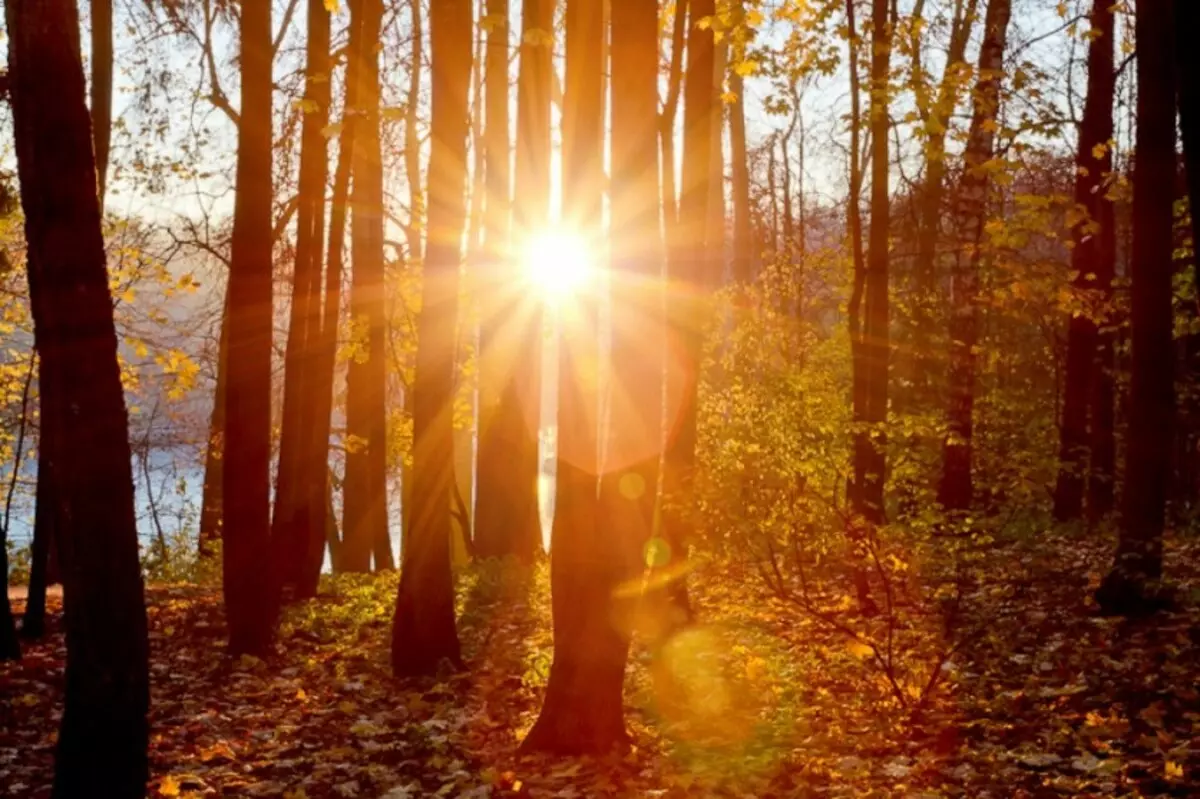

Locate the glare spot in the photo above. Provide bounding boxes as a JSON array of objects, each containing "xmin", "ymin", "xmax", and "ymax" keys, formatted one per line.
[{"xmin": 619, "ymin": 471, "xmax": 646, "ymax": 500}]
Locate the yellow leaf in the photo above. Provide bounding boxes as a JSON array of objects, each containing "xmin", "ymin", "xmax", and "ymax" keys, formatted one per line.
[
  {"xmin": 1166, "ymin": 761, "xmax": 1184, "ymax": 780},
  {"xmin": 734, "ymin": 59, "xmax": 758, "ymax": 78},
  {"xmin": 847, "ymin": 641, "xmax": 874, "ymax": 659},
  {"xmin": 159, "ymin": 776, "xmax": 181, "ymax": 797},
  {"xmin": 323, "ymin": 0, "xmax": 339, "ymax": 11}
]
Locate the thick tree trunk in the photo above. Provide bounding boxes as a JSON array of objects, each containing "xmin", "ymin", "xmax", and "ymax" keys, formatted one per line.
[
  {"xmin": 91, "ymin": 0, "xmax": 112, "ymax": 207},
  {"xmin": 523, "ymin": 0, "xmax": 624, "ymax": 754},
  {"xmin": 302, "ymin": 0, "xmax": 365, "ymax": 598},
  {"xmin": 391, "ymin": 0, "xmax": 470, "ymax": 676},
  {"xmin": 5, "ymin": 0, "xmax": 150, "ymax": 792},
  {"xmin": 1053, "ymin": 0, "xmax": 1115, "ymax": 522},
  {"xmin": 475, "ymin": 0, "xmax": 552, "ymax": 561},
  {"xmin": 1097, "ymin": 0, "xmax": 1176, "ymax": 614},
  {"xmin": 198, "ymin": 296, "xmax": 230, "ymax": 558},
  {"xmin": 662, "ymin": 0, "xmax": 716, "ymax": 622},
  {"xmin": 274, "ymin": 0, "xmax": 332, "ymax": 594},
  {"xmin": 342, "ymin": 0, "xmax": 390, "ymax": 573},
  {"xmin": 223, "ymin": 0, "xmax": 277, "ymax": 656},
  {"xmin": 937, "ymin": 0, "xmax": 1012, "ymax": 512}
]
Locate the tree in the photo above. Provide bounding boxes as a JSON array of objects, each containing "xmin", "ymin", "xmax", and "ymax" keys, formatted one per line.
[
  {"xmin": 198, "ymin": 298, "xmax": 229, "ymax": 558},
  {"xmin": 92, "ymin": 0, "xmax": 113, "ymax": 207},
  {"xmin": 1177, "ymin": 0, "xmax": 1198, "ymax": 282},
  {"xmin": 522, "ymin": 0, "xmax": 624, "ymax": 754},
  {"xmin": 223, "ymin": 0, "xmax": 277, "ymax": 656},
  {"xmin": 343, "ymin": 0, "xmax": 391, "ymax": 573},
  {"xmin": 304, "ymin": 0, "xmax": 367, "ymax": 597},
  {"xmin": 660, "ymin": 0, "xmax": 689, "ymax": 247},
  {"xmin": 1053, "ymin": 0, "xmax": 1115, "ymax": 522},
  {"xmin": 475, "ymin": 0, "xmax": 552, "ymax": 561},
  {"xmin": 274, "ymin": 0, "xmax": 332, "ymax": 594},
  {"xmin": 729, "ymin": 0, "xmax": 754, "ymax": 285},
  {"xmin": 391, "ymin": 0, "xmax": 470, "ymax": 676},
  {"xmin": 937, "ymin": 0, "xmax": 1012, "ymax": 512},
  {"xmin": 5, "ymin": 0, "xmax": 149, "ymax": 792},
  {"xmin": 0, "ymin": 358, "xmax": 33, "ymax": 661},
  {"xmin": 663, "ymin": 0, "xmax": 717, "ymax": 619},
  {"xmin": 1096, "ymin": 0, "xmax": 1177, "ymax": 614}
]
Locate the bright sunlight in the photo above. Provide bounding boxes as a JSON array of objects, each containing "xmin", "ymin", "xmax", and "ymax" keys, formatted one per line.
[{"xmin": 522, "ymin": 230, "xmax": 594, "ymax": 302}]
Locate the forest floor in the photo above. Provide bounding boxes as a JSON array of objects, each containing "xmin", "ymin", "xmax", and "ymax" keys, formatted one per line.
[{"xmin": 2, "ymin": 531, "xmax": 1200, "ymax": 798}]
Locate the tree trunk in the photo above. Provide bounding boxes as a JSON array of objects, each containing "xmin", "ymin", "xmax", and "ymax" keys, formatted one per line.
[
  {"xmin": 662, "ymin": 0, "xmax": 715, "ymax": 622},
  {"xmin": 22, "ymin": 447, "xmax": 59, "ymax": 640},
  {"xmin": 1176, "ymin": 0, "xmax": 1198, "ymax": 286},
  {"xmin": 523, "ymin": 0, "xmax": 624, "ymax": 754},
  {"xmin": 0, "ymin": 358, "xmax": 33, "ymax": 661},
  {"xmin": 198, "ymin": 296, "xmax": 230, "ymax": 558},
  {"xmin": 274, "ymin": 0, "xmax": 332, "ymax": 594},
  {"xmin": 391, "ymin": 0, "xmax": 470, "ymax": 676},
  {"xmin": 937, "ymin": 0, "xmax": 1012, "ymax": 512},
  {"xmin": 909, "ymin": 0, "xmax": 979, "ymax": 402},
  {"xmin": 729, "ymin": 1, "xmax": 753, "ymax": 285},
  {"xmin": 400, "ymin": 0, "xmax": 423, "ymax": 546},
  {"xmin": 302, "ymin": 0, "xmax": 364, "ymax": 599},
  {"xmin": 659, "ymin": 0, "xmax": 688, "ymax": 249},
  {"xmin": 1096, "ymin": 0, "xmax": 1176, "ymax": 614},
  {"xmin": 5, "ymin": 0, "xmax": 149, "ymax": 792},
  {"xmin": 223, "ymin": 0, "xmax": 277, "ymax": 656},
  {"xmin": 91, "ymin": 0, "xmax": 113, "ymax": 208},
  {"xmin": 342, "ymin": 0, "xmax": 390, "ymax": 573},
  {"xmin": 475, "ymin": 0, "xmax": 552, "ymax": 561},
  {"xmin": 707, "ymin": 37, "xmax": 727, "ymax": 285},
  {"xmin": 1053, "ymin": 0, "xmax": 1115, "ymax": 522}
]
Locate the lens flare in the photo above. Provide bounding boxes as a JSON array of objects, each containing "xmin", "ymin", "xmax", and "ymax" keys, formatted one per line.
[{"xmin": 523, "ymin": 230, "xmax": 593, "ymax": 302}]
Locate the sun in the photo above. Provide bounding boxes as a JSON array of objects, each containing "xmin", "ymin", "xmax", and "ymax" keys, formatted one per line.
[{"xmin": 523, "ymin": 229, "xmax": 594, "ymax": 302}]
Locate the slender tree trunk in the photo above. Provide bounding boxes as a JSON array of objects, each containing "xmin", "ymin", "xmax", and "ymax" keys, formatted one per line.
[
  {"xmin": 391, "ymin": 0, "xmax": 471, "ymax": 676},
  {"xmin": 223, "ymin": 0, "xmax": 277, "ymax": 656},
  {"xmin": 937, "ymin": 0, "xmax": 1011, "ymax": 512},
  {"xmin": 198, "ymin": 296, "xmax": 230, "ymax": 557},
  {"xmin": 659, "ymin": 0, "xmax": 688, "ymax": 249},
  {"xmin": 274, "ymin": 0, "xmax": 332, "ymax": 594},
  {"xmin": 707, "ymin": 37, "xmax": 727, "ymax": 285},
  {"xmin": 909, "ymin": 0, "xmax": 978, "ymax": 402},
  {"xmin": 662, "ymin": 0, "xmax": 715, "ymax": 622},
  {"xmin": 729, "ymin": 1, "xmax": 753, "ymax": 285},
  {"xmin": 343, "ymin": 0, "xmax": 390, "ymax": 573},
  {"xmin": 1097, "ymin": 0, "xmax": 1176, "ymax": 614},
  {"xmin": 6, "ymin": 0, "xmax": 149, "ymax": 792},
  {"xmin": 1053, "ymin": 0, "xmax": 1115, "ymax": 522},
  {"xmin": 522, "ymin": 0, "xmax": 619, "ymax": 753},
  {"xmin": 475, "ymin": 0, "xmax": 552, "ymax": 560},
  {"xmin": 91, "ymin": 0, "xmax": 112, "ymax": 208},
  {"xmin": 0, "ymin": 359, "xmax": 33, "ymax": 661},
  {"xmin": 301, "ymin": 0, "xmax": 364, "ymax": 598},
  {"xmin": 845, "ymin": 0, "xmax": 867, "ymax": 519},
  {"xmin": 22, "ymin": 447, "xmax": 59, "ymax": 640},
  {"xmin": 400, "ymin": 0, "xmax": 424, "ymax": 548}
]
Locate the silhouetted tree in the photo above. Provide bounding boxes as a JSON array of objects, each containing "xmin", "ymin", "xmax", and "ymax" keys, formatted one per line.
[
  {"xmin": 5, "ymin": 0, "xmax": 150, "ymax": 792},
  {"xmin": 1097, "ymin": 0, "xmax": 1177, "ymax": 615},
  {"xmin": 223, "ymin": 0, "xmax": 277, "ymax": 656},
  {"xmin": 1054, "ymin": 0, "xmax": 1115, "ymax": 522},
  {"xmin": 343, "ymin": 0, "xmax": 391, "ymax": 573},
  {"xmin": 391, "ymin": 0, "xmax": 470, "ymax": 676}
]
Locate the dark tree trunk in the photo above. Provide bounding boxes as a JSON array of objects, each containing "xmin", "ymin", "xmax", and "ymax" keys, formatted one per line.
[
  {"xmin": 475, "ymin": 0, "xmax": 550, "ymax": 561},
  {"xmin": 938, "ymin": 0, "xmax": 1012, "ymax": 512},
  {"xmin": 845, "ymin": 0, "xmax": 867, "ymax": 515},
  {"xmin": 660, "ymin": 0, "xmax": 688, "ymax": 250},
  {"xmin": 274, "ymin": 0, "xmax": 332, "ymax": 595},
  {"xmin": 1053, "ymin": 0, "xmax": 1115, "ymax": 522},
  {"xmin": 91, "ymin": 0, "xmax": 112, "ymax": 207},
  {"xmin": 198, "ymin": 296, "xmax": 229, "ymax": 558},
  {"xmin": 5, "ymin": 0, "xmax": 150, "ymax": 792},
  {"xmin": 343, "ymin": 0, "xmax": 390, "ymax": 574},
  {"xmin": 0, "ymin": 359, "xmax": 33, "ymax": 661},
  {"xmin": 223, "ymin": 0, "xmax": 277, "ymax": 656},
  {"xmin": 523, "ymin": 0, "xmax": 624, "ymax": 754},
  {"xmin": 302, "ymin": 0, "xmax": 365, "ymax": 598},
  {"xmin": 662, "ymin": 0, "xmax": 716, "ymax": 621},
  {"xmin": 21, "ymin": 447, "xmax": 59, "ymax": 640},
  {"xmin": 1096, "ymin": 0, "xmax": 1176, "ymax": 615},
  {"xmin": 391, "ymin": 0, "xmax": 470, "ymax": 676}
]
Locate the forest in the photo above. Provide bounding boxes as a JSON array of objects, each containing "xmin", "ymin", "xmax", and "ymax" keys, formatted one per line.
[{"xmin": 1, "ymin": 0, "xmax": 1199, "ymax": 796}]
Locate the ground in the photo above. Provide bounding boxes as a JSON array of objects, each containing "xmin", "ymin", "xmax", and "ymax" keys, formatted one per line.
[{"xmin": 2, "ymin": 533, "xmax": 1199, "ymax": 798}]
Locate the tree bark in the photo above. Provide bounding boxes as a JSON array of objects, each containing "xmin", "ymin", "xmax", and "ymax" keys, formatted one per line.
[
  {"xmin": 223, "ymin": 0, "xmax": 277, "ymax": 656},
  {"xmin": 400, "ymin": 0, "xmax": 423, "ymax": 547},
  {"xmin": 198, "ymin": 295, "xmax": 230, "ymax": 558},
  {"xmin": 391, "ymin": 0, "xmax": 471, "ymax": 676},
  {"xmin": 1097, "ymin": 0, "xmax": 1176, "ymax": 614},
  {"xmin": 475, "ymin": 0, "xmax": 552, "ymax": 561},
  {"xmin": 1053, "ymin": 0, "xmax": 1115, "ymax": 522},
  {"xmin": 660, "ymin": 0, "xmax": 688, "ymax": 249},
  {"xmin": 274, "ymin": 0, "xmax": 332, "ymax": 594},
  {"xmin": 342, "ymin": 0, "xmax": 390, "ymax": 573},
  {"xmin": 662, "ymin": 0, "xmax": 716, "ymax": 622},
  {"xmin": 937, "ymin": 0, "xmax": 1011, "ymax": 512},
  {"xmin": 302, "ymin": 0, "xmax": 364, "ymax": 598},
  {"xmin": 523, "ymin": 0, "xmax": 625, "ymax": 754},
  {"xmin": 22, "ymin": 447, "xmax": 60, "ymax": 640},
  {"xmin": 845, "ymin": 0, "xmax": 867, "ymax": 515},
  {"xmin": 729, "ymin": 1, "xmax": 753, "ymax": 285},
  {"xmin": 5, "ymin": 0, "xmax": 149, "ymax": 792}
]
